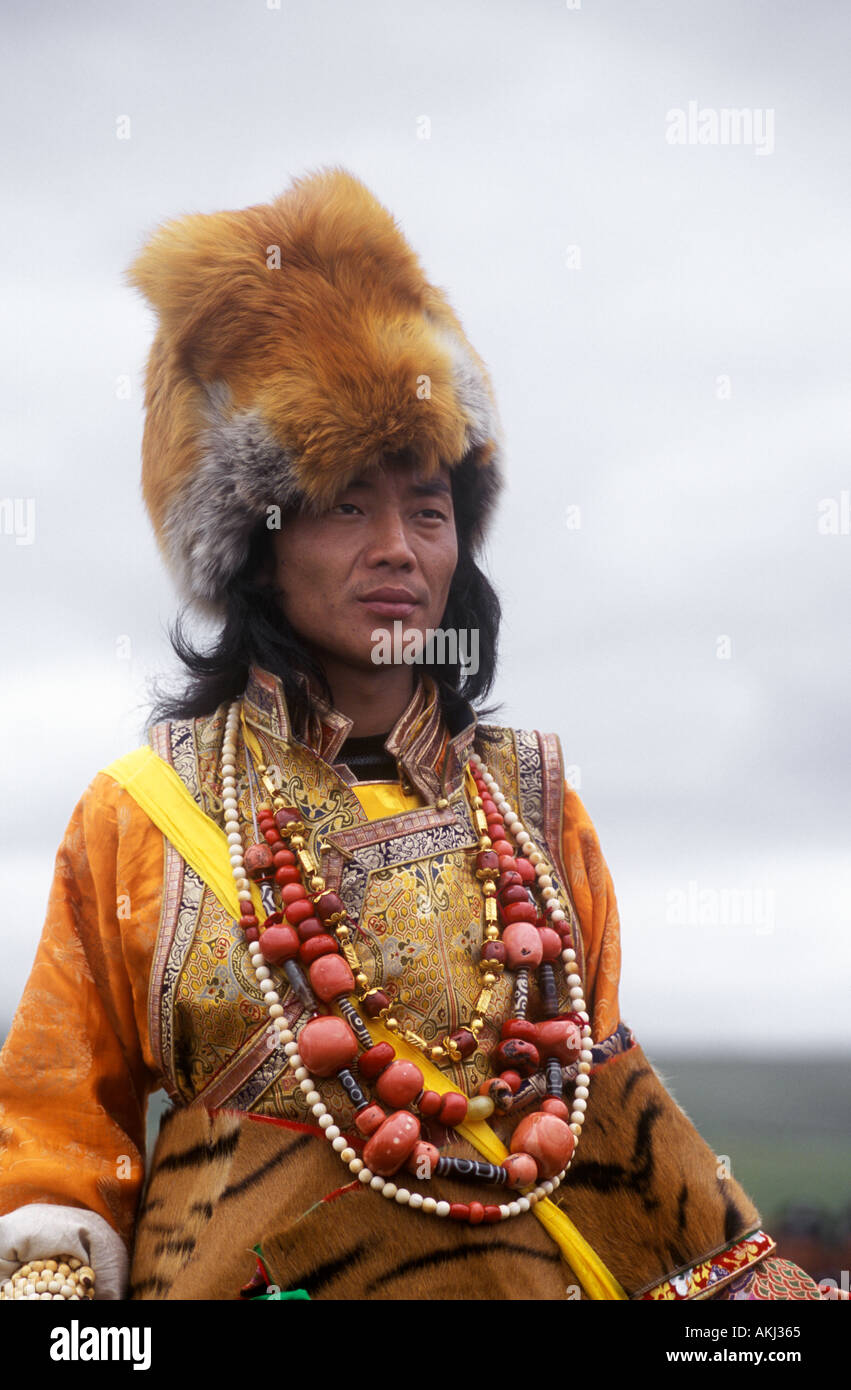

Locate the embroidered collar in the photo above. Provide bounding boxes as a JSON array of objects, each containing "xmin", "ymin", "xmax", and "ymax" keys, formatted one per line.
[{"xmin": 241, "ymin": 664, "xmax": 480, "ymax": 803}]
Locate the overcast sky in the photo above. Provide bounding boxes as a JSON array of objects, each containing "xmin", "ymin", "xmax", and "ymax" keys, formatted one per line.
[{"xmin": 1, "ymin": 0, "xmax": 849, "ymax": 1057}]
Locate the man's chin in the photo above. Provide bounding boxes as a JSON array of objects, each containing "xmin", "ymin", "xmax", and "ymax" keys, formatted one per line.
[
  {"xmin": 305, "ymin": 638, "xmax": 421, "ymax": 678},
  {"xmin": 363, "ymin": 621, "xmax": 430, "ymax": 662}
]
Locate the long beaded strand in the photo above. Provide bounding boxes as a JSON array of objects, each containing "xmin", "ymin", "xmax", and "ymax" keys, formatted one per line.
[{"xmin": 220, "ymin": 701, "xmax": 593, "ymax": 1222}]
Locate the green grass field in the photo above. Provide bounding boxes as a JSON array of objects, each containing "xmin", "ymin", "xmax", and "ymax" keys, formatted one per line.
[{"xmin": 647, "ymin": 1054, "xmax": 850, "ymax": 1223}]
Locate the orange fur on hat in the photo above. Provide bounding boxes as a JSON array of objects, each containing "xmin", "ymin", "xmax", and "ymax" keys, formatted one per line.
[{"xmin": 125, "ymin": 165, "xmax": 505, "ymax": 609}]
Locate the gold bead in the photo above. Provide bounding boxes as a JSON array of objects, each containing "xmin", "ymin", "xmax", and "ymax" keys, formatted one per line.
[
  {"xmin": 436, "ymin": 796, "xmax": 449, "ymax": 809},
  {"xmin": 355, "ymin": 972, "xmax": 369, "ymax": 989},
  {"xmin": 482, "ymin": 972, "xmax": 496, "ymax": 987},
  {"xmin": 472, "ymin": 796, "xmax": 483, "ymax": 809},
  {"xmin": 290, "ymin": 834, "xmax": 305, "ymax": 849},
  {"xmin": 430, "ymin": 1045, "xmax": 446, "ymax": 1061},
  {"xmin": 485, "ymin": 925, "xmax": 500, "ymax": 941},
  {"xmin": 482, "ymin": 882, "xmax": 496, "ymax": 897},
  {"xmin": 470, "ymin": 1016, "xmax": 484, "ymax": 1034},
  {"xmin": 385, "ymin": 1017, "xmax": 399, "ymax": 1031},
  {"xmin": 310, "ymin": 875, "xmax": 325, "ymax": 892},
  {"xmin": 335, "ymin": 924, "xmax": 351, "ymax": 941}
]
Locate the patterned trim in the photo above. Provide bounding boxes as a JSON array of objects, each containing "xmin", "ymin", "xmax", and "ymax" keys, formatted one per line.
[
  {"xmin": 384, "ymin": 675, "xmax": 443, "ymax": 800},
  {"xmin": 590, "ymin": 1021, "xmax": 636, "ymax": 1070},
  {"xmin": 148, "ymin": 841, "xmax": 183, "ymax": 1099},
  {"xmin": 160, "ymin": 862, "xmax": 208, "ymax": 1104},
  {"xmin": 511, "ymin": 728, "xmax": 585, "ymax": 982},
  {"xmin": 538, "ymin": 733, "xmax": 569, "ymax": 888},
  {"xmin": 242, "ymin": 664, "xmax": 479, "ymax": 803},
  {"xmin": 159, "ymin": 717, "xmax": 206, "ymax": 811},
  {"xmin": 148, "ymin": 716, "xmax": 213, "ymax": 1103},
  {"xmin": 639, "ymin": 1229, "xmax": 776, "ymax": 1300},
  {"xmin": 513, "ymin": 729, "xmax": 546, "ymax": 841},
  {"xmin": 241, "ymin": 664, "xmax": 292, "ymax": 741},
  {"xmin": 719, "ymin": 1256, "xmax": 823, "ymax": 1301},
  {"xmin": 148, "ymin": 721, "xmax": 191, "ymax": 1102},
  {"xmin": 148, "ymin": 711, "xmax": 276, "ymax": 1107},
  {"xmin": 328, "ymin": 806, "xmax": 479, "ymax": 923},
  {"xmin": 190, "ymin": 992, "xmax": 304, "ymax": 1112},
  {"xmin": 439, "ymin": 719, "xmax": 480, "ymax": 802},
  {"xmin": 537, "ymin": 730, "xmax": 585, "ymax": 983}
]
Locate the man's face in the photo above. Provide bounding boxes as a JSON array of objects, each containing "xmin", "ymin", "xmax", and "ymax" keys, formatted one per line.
[{"xmin": 270, "ymin": 459, "xmax": 458, "ymax": 672}]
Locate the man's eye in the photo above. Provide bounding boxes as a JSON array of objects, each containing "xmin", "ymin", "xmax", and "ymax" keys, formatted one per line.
[{"xmin": 331, "ymin": 504, "xmax": 447, "ymax": 520}]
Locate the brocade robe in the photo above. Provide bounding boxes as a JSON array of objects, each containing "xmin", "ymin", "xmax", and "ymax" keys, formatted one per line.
[{"xmin": 0, "ymin": 667, "xmax": 826, "ymax": 1300}]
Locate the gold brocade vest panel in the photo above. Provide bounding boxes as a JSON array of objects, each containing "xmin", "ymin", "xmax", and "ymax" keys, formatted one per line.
[{"xmin": 147, "ymin": 700, "xmax": 583, "ymax": 1127}]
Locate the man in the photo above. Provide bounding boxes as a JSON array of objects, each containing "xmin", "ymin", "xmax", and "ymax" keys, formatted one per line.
[{"xmin": 0, "ymin": 167, "xmax": 828, "ymax": 1301}]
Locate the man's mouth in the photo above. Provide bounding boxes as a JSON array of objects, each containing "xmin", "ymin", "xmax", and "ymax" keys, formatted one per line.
[{"xmin": 357, "ymin": 588, "xmax": 420, "ymax": 617}]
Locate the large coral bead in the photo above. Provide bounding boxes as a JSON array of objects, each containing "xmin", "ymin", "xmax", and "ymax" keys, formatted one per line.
[
  {"xmin": 376, "ymin": 1060, "xmax": 424, "ymax": 1108},
  {"xmin": 363, "ymin": 1111, "xmax": 421, "ymax": 1176},
  {"xmin": 510, "ymin": 1111, "xmax": 576, "ymax": 1179},
  {"xmin": 536, "ymin": 1018, "xmax": 582, "ymax": 1065},
  {"xmin": 308, "ymin": 954, "xmax": 355, "ymax": 1001},
  {"xmin": 258, "ymin": 923, "xmax": 300, "ymax": 964},
  {"xmin": 296, "ymin": 1016, "xmax": 359, "ymax": 1078},
  {"xmin": 501, "ymin": 922, "xmax": 543, "ymax": 970},
  {"xmin": 494, "ymin": 1038, "xmax": 540, "ymax": 1076}
]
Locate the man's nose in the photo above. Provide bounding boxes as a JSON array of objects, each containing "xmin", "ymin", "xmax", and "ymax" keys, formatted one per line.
[{"xmin": 363, "ymin": 509, "xmax": 417, "ymax": 565}]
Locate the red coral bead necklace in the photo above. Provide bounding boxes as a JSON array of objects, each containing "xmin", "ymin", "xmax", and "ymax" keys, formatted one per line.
[{"xmin": 221, "ymin": 699, "xmax": 593, "ymax": 1224}]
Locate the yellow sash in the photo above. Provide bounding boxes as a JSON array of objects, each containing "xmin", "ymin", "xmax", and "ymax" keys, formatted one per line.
[{"xmin": 102, "ymin": 744, "xmax": 627, "ymax": 1300}]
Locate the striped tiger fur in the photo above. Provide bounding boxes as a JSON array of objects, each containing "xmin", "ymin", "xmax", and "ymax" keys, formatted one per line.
[{"xmin": 129, "ymin": 1037, "xmax": 762, "ymax": 1300}]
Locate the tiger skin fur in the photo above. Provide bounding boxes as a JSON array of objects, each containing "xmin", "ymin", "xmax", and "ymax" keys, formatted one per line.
[{"xmin": 129, "ymin": 1035, "xmax": 763, "ymax": 1301}]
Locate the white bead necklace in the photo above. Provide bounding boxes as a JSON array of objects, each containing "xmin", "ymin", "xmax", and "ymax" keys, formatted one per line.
[{"xmin": 220, "ymin": 699, "xmax": 593, "ymax": 1218}]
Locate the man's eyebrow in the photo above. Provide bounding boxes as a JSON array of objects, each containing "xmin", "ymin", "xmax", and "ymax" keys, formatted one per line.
[
  {"xmin": 342, "ymin": 477, "xmax": 452, "ymax": 497},
  {"xmin": 409, "ymin": 478, "xmax": 451, "ymax": 497}
]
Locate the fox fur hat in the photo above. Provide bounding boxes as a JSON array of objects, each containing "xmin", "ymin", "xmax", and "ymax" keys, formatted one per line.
[{"xmin": 126, "ymin": 165, "xmax": 505, "ymax": 612}]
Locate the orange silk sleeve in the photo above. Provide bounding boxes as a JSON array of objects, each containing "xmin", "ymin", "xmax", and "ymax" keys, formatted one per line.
[
  {"xmin": 0, "ymin": 773, "xmax": 163, "ymax": 1246},
  {"xmin": 561, "ymin": 780, "xmax": 622, "ymax": 1042}
]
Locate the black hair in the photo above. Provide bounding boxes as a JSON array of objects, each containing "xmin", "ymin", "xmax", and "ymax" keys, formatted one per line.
[{"xmin": 148, "ymin": 465, "xmax": 505, "ymax": 743}]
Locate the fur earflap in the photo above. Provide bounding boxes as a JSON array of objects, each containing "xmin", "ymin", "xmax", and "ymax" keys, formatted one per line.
[{"xmin": 126, "ymin": 165, "xmax": 504, "ymax": 609}]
